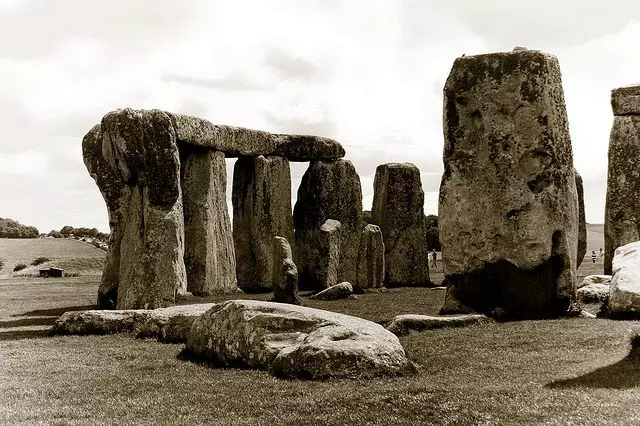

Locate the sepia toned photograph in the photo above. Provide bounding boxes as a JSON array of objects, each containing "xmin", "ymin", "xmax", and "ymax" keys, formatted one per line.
[{"xmin": 1, "ymin": 1, "xmax": 639, "ymax": 424}]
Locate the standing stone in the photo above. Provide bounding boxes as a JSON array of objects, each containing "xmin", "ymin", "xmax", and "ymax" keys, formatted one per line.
[
  {"xmin": 293, "ymin": 160, "xmax": 362, "ymax": 288},
  {"xmin": 356, "ymin": 224, "xmax": 385, "ymax": 291},
  {"xmin": 232, "ymin": 156, "xmax": 293, "ymax": 293},
  {"xmin": 439, "ymin": 49, "xmax": 579, "ymax": 319},
  {"xmin": 604, "ymin": 86, "xmax": 640, "ymax": 274},
  {"xmin": 82, "ymin": 124, "xmax": 131, "ymax": 309},
  {"xmin": 181, "ymin": 148, "xmax": 237, "ymax": 295},
  {"xmin": 608, "ymin": 241, "xmax": 640, "ymax": 316},
  {"xmin": 271, "ymin": 236, "xmax": 300, "ymax": 305},
  {"xmin": 575, "ymin": 169, "xmax": 587, "ymax": 267},
  {"xmin": 298, "ymin": 219, "xmax": 341, "ymax": 291},
  {"xmin": 101, "ymin": 109, "xmax": 188, "ymax": 309},
  {"xmin": 372, "ymin": 163, "xmax": 430, "ymax": 287}
]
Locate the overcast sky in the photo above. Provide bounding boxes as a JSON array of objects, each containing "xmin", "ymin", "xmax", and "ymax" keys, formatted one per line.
[{"xmin": 2, "ymin": 0, "xmax": 640, "ymax": 233}]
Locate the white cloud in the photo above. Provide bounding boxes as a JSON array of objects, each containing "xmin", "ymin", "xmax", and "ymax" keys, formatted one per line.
[{"xmin": 0, "ymin": 150, "xmax": 47, "ymax": 176}]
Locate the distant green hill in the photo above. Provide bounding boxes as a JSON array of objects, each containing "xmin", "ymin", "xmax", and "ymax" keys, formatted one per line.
[{"xmin": 0, "ymin": 217, "xmax": 39, "ymax": 238}]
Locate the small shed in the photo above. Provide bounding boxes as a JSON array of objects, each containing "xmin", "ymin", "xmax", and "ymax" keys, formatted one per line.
[{"xmin": 39, "ymin": 267, "xmax": 64, "ymax": 278}]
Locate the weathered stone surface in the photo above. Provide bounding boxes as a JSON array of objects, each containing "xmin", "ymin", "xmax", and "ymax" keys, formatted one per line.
[
  {"xmin": 182, "ymin": 148, "xmax": 237, "ymax": 295},
  {"xmin": 356, "ymin": 224, "xmax": 385, "ymax": 291},
  {"xmin": 362, "ymin": 210, "xmax": 373, "ymax": 224},
  {"xmin": 608, "ymin": 241, "xmax": 640, "ymax": 315},
  {"xmin": 575, "ymin": 170, "xmax": 587, "ymax": 267},
  {"xmin": 577, "ymin": 283, "xmax": 610, "ymax": 304},
  {"xmin": 294, "ymin": 160, "xmax": 363, "ymax": 289},
  {"xmin": 372, "ymin": 163, "xmax": 429, "ymax": 287},
  {"xmin": 53, "ymin": 304, "xmax": 215, "ymax": 343},
  {"xmin": 82, "ymin": 124, "xmax": 131, "ymax": 309},
  {"xmin": 386, "ymin": 314, "xmax": 491, "ymax": 336},
  {"xmin": 611, "ymin": 85, "xmax": 640, "ymax": 116},
  {"xmin": 233, "ymin": 156, "xmax": 293, "ymax": 292},
  {"xmin": 297, "ymin": 219, "xmax": 341, "ymax": 291},
  {"xmin": 439, "ymin": 49, "xmax": 579, "ymax": 319},
  {"xmin": 101, "ymin": 109, "xmax": 188, "ymax": 310},
  {"xmin": 169, "ymin": 113, "xmax": 345, "ymax": 161},
  {"xmin": 184, "ymin": 300, "xmax": 412, "ymax": 379},
  {"xmin": 271, "ymin": 236, "xmax": 300, "ymax": 304},
  {"xmin": 579, "ymin": 275, "xmax": 612, "ymax": 289},
  {"xmin": 309, "ymin": 282, "xmax": 353, "ymax": 301},
  {"xmin": 604, "ymin": 97, "xmax": 640, "ymax": 274}
]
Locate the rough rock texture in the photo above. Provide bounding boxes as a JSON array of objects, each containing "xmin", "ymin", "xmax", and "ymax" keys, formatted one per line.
[
  {"xmin": 356, "ymin": 224, "xmax": 385, "ymax": 291},
  {"xmin": 605, "ymin": 86, "xmax": 640, "ymax": 274},
  {"xmin": 294, "ymin": 160, "xmax": 363, "ymax": 289},
  {"xmin": 608, "ymin": 241, "xmax": 640, "ymax": 316},
  {"xmin": 82, "ymin": 124, "xmax": 131, "ymax": 309},
  {"xmin": 577, "ymin": 283, "xmax": 610, "ymax": 304},
  {"xmin": 297, "ymin": 219, "xmax": 341, "ymax": 291},
  {"xmin": 169, "ymin": 113, "xmax": 345, "ymax": 161},
  {"xmin": 53, "ymin": 304, "xmax": 215, "ymax": 343},
  {"xmin": 101, "ymin": 108, "xmax": 188, "ymax": 309},
  {"xmin": 611, "ymin": 85, "xmax": 640, "ymax": 116},
  {"xmin": 181, "ymin": 148, "xmax": 237, "ymax": 295},
  {"xmin": 575, "ymin": 170, "xmax": 587, "ymax": 267},
  {"xmin": 271, "ymin": 236, "xmax": 300, "ymax": 305},
  {"xmin": 308, "ymin": 282, "xmax": 354, "ymax": 301},
  {"xmin": 386, "ymin": 314, "xmax": 491, "ymax": 336},
  {"xmin": 439, "ymin": 49, "xmax": 579, "ymax": 319},
  {"xmin": 233, "ymin": 156, "xmax": 293, "ymax": 292},
  {"xmin": 184, "ymin": 300, "xmax": 412, "ymax": 379},
  {"xmin": 372, "ymin": 163, "xmax": 429, "ymax": 287},
  {"xmin": 579, "ymin": 275, "xmax": 612, "ymax": 289}
]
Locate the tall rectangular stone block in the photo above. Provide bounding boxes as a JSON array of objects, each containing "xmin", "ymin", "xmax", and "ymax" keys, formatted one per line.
[{"xmin": 439, "ymin": 49, "xmax": 578, "ymax": 319}]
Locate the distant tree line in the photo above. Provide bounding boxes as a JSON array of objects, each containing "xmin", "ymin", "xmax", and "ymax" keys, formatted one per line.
[
  {"xmin": 47, "ymin": 226, "xmax": 109, "ymax": 242},
  {"xmin": 0, "ymin": 217, "xmax": 39, "ymax": 238}
]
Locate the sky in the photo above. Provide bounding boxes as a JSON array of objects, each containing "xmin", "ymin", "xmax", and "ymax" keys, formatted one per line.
[{"xmin": 2, "ymin": 0, "xmax": 640, "ymax": 233}]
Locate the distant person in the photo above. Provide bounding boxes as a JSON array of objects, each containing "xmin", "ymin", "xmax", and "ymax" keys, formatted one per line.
[
  {"xmin": 600, "ymin": 248, "xmax": 604, "ymax": 259},
  {"xmin": 591, "ymin": 250, "xmax": 597, "ymax": 263},
  {"xmin": 430, "ymin": 249, "xmax": 438, "ymax": 268}
]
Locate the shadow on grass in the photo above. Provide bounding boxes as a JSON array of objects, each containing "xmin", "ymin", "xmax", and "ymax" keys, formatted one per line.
[
  {"xmin": 0, "ymin": 317, "xmax": 56, "ymax": 328},
  {"xmin": 14, "ymin": 304, "xmax": 96, "ymax": 318},
  {"xmin": 547, "ymin": 353, "xmax": 640, "ymax": 389},
  {"xmin": 0, "ymin": 328, "xmax": 53, "ymax": 341}
]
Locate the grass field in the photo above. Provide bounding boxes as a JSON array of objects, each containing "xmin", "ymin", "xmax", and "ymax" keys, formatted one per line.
[
  {"xmin": 4, "ymin": 227, "xmax": 640, "ymax": 425},
  {"xmin": 0, "ymin": 238, "xmax": 106, "ymax": 278}
]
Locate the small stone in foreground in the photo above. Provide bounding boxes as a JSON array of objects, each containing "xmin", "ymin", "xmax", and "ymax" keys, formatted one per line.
[
  {"xmin": 385, "ymin": 314, "xmax": 491, "ymax": 336},
  {"xmin": 271, "ymin": 236, "xmax": 300, "ymax": 305},
  {"xmin": 308, "ymin": 282, "xmax": 354, "ymax": 301}
]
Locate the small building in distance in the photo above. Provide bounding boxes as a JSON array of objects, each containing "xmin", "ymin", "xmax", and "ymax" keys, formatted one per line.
[{"xmin": 39, "ymin": 267, "xmax": 64, "ymax": 278}]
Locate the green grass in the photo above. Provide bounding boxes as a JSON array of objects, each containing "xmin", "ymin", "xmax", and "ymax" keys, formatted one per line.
[{"xmin": 4, "ymin": 227, "xmax": 640, "ymax": 425}]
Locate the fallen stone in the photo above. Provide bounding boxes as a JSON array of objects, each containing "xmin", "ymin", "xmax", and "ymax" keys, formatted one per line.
[
  {"xmin": 608, "ymin": 241, "xmax": 640, "ymax": 316},
  {"xmin": 182, "ymin": 148, "xmax": 237, "ymax": 295},
  {"xmin": 53, "ymin": 304, "xmax": 215, "ymax": 343},
  {"xmin": 579, "ymin": 275, "xmax": 612, "ymax": 289},
  {"xmin": 577, "ymin": 283, "xmax": 610, "ymax": 304},
  {"xmin": 386, "ymin": 314, "xmax": 491, "ymax": 336},
  {"xmin": 604, "ymin": 88, "xmax": 640, "ymax": 274},
  {"xmin": 579, "ymin": 311, "xmax": 597, "ymax": 319},
  {"xmin": 184, "ymin": 300, "xmax": 412, "ymax": 379},
  {"xmin": 82, "ymin": 124, "xmax": 131, "ymax": 309},
  {"xmin": 308, "ymin": 282, "xmax": 353, "ymax": 301},
  {"xmin": 439, "ymin": 49, "xmax": 579, "ymax": 319},
  {"xmin": 271, "ymin": 236, "xmax": 300, "ymax": 305},
  {"xmin": 294, "ymin": 160, "xmax": 363, "ymax": 288},
  {"xmin": 575, "ymin": 170, "xmax": 587, "ymax": 267},
  {"xmin": 101, "ymin": 109, "xmax": 188, "ymax": 309},
  {"xmin": 356, "ymin": 224, "xmax": 385, "ymax": 291},
  {"xmin": 233, "ymin": 156, "xmax": 293, "ymax": 292},
  {"xmin": 169, "ymin": 113, "xmax": 345, "ymax": 161},
  {"xmin": 372, "ymin": 163, "xmax": 429, "ymax": 287}
]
